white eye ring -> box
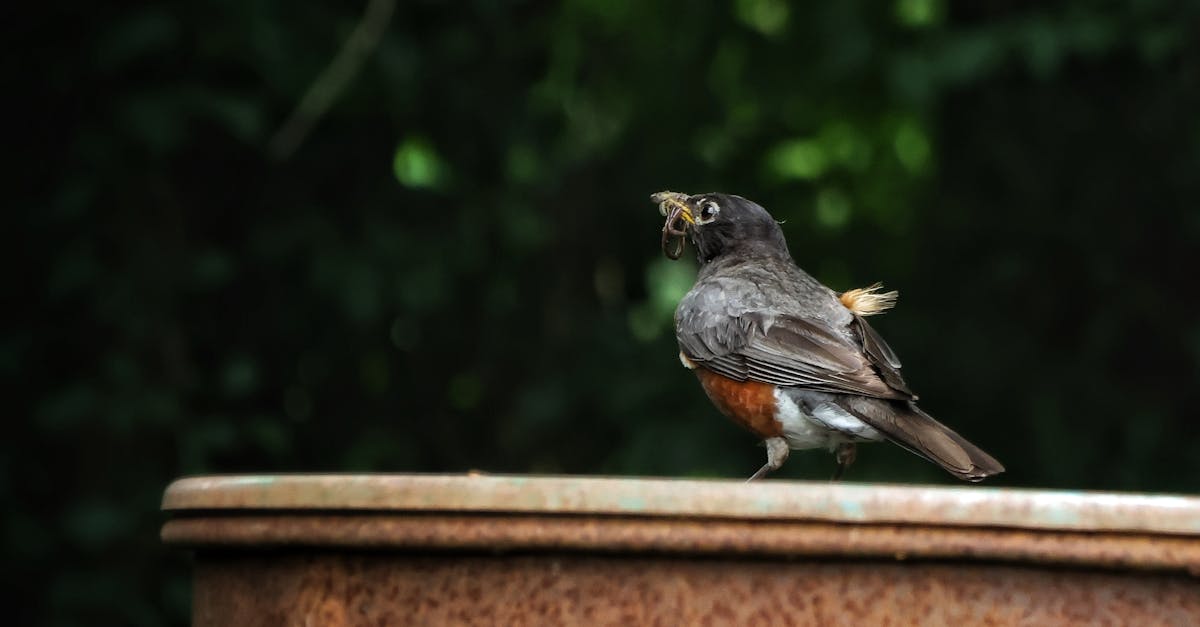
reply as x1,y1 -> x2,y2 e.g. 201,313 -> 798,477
696,200 -> 720,224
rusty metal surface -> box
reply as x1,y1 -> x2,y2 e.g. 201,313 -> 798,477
192,553 -> 1200,626
165,475 -> 1200,624
162,474 -> 1200,535
162,513 -> 1200,574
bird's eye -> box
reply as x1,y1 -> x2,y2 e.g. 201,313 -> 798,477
697,200 -> 720,224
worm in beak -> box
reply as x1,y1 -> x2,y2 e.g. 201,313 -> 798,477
652,191 -> 693,260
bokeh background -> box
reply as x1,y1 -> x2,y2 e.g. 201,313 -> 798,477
12,0 -> 1200,623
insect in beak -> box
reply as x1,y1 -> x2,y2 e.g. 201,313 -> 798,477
653,191 -> 693,260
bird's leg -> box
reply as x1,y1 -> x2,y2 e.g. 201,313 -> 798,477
747,437 -> 789,482
831,442 -> 857,482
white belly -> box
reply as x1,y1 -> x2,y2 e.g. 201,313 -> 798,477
772,388 -> 883,451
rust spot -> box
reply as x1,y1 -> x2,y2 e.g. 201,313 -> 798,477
189,553 -> 1200,626
693,367 -> 782,438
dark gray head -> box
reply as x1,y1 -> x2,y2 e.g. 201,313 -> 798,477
652,191 -> 788,264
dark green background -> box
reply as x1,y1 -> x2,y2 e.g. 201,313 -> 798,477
11,0 -> 1200,624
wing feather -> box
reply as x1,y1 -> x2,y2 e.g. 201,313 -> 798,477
677,311 -> 914,400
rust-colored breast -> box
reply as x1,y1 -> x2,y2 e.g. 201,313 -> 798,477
693,368 -> 782,439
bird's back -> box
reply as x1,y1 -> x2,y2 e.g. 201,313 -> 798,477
683,252 -> 855,341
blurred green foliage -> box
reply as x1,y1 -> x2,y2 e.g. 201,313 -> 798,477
9,0 -> 1200,624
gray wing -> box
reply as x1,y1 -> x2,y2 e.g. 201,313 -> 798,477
852,314 -> 915,397
675,281 -> 915,401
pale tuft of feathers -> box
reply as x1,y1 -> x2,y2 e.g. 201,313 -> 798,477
839,282 -> 899,316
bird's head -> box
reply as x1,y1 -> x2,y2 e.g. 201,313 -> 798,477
652,191 -> 788,264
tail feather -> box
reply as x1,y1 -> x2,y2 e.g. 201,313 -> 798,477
841,397 -> 1004,482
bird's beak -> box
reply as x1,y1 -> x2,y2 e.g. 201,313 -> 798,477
651,191 -> 694,224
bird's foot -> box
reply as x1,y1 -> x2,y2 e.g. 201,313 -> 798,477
747,437 -> 789,482
831,442 -> 857,482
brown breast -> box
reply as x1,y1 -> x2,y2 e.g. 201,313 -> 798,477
693,367 -> 783,439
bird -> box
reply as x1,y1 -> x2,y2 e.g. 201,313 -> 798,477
653,190 -> 1004,482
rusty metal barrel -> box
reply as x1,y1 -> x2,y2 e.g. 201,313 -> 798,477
162,475 -> 1200,625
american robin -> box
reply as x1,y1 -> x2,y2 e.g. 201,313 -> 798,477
653,191 -> 1004,482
